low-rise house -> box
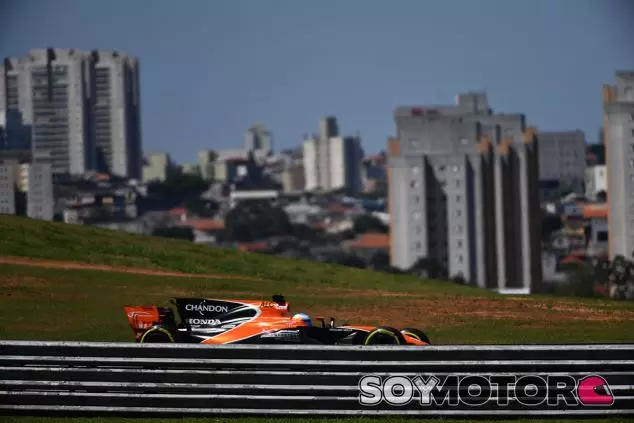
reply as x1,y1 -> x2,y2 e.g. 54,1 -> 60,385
583,203 -> 609,256
343,232 -> 390,262
174,218 -> 225,245
284,201 -> 323,224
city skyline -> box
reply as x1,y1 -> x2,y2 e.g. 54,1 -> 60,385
2,0 -> 633,164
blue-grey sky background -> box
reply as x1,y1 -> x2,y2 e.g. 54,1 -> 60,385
2,0 -> 633,164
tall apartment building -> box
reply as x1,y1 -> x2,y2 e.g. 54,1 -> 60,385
0,48 -> 142,179
0,158 -> 17,214
0,58 -> 28,150
0,150 -> 53,220
388,93 -> 542,293
24,151 -> 54,221
603,71 -> 634,259
303,116 -> 363,195
198,150 -> 217,181
585,165 -> 607,199
538,130 -> 587,197
89,51 -> 143,179
244,123 -> 273,153
142,152 -> 171,183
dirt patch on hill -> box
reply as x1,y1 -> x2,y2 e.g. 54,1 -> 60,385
0,256 -> 266,282
303,296 -> 634,329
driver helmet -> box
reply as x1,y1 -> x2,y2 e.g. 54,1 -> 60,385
292,312 -> 312,326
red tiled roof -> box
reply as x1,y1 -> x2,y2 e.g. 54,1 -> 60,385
191,219 -> 225,231
237,242 -> 268,252
174,218 -> 224,231
583,204 -> 608,219
348,232 -> 390,249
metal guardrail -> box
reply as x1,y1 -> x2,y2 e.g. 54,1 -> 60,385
0,341 -> 633,417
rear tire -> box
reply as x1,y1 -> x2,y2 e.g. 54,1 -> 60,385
400,327 -> 431,344
140,326 -> 176,343
363,326 -> 406,345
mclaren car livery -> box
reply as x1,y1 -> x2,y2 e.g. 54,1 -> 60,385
123,295 -> 431,346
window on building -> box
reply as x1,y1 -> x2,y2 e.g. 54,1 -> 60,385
412,166 -> 420,174
455,209 -> 462,217
452,165 -> 460,173
457,255 -> 464,264
455,179 -> 461,188
597,231 -> 608,242
628,113 -> 634,121
455,225 -> 463,233
410,180 -> 418,188
414,196 -> 420,204
415,242 -> 421,251
457,240 -> 463,248
416,226 -> 421,234
455,195 -> 461,203
460,138 -> 468,145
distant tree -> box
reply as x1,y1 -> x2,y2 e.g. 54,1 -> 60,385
353,214 -> 388,234
152,226 -> 194,242
369,250 -> 391,271
14,191 -> 26,216
557,262 -> 600,298
596,190 -> 607,202
340,229 -> 357,240
409,257 -> 447,279
335,253 -> 367,269
292,223 -> 321,241
542,213 -> 563,242
185,198 -> 218,217
90,207 -> 114,223
384,266 -> 405,274
223,200 -> 292,242
147,169 -> 208,207
450,274 -> 468,285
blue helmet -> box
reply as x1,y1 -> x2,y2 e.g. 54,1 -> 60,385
292,312 -> 312,326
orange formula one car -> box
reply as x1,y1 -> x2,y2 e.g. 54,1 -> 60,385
123,295 -> 430,346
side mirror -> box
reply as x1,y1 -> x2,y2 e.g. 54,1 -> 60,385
329,317 -> 336,328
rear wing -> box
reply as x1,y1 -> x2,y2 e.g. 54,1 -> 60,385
123,305 -> 174,341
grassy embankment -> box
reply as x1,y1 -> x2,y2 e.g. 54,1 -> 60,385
1,215 -> 633,343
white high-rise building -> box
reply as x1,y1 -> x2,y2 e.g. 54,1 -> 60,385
603,71 -> 634,259
23,151 -> 54,221
302,117 -> 363,194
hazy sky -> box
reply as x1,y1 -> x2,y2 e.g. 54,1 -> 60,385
2,0 -> 633,164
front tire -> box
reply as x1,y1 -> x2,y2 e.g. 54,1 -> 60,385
363,326 -> 406,345
400,327 -> 431,344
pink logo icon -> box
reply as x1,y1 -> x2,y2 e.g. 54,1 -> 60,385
577,375 -> 615,406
